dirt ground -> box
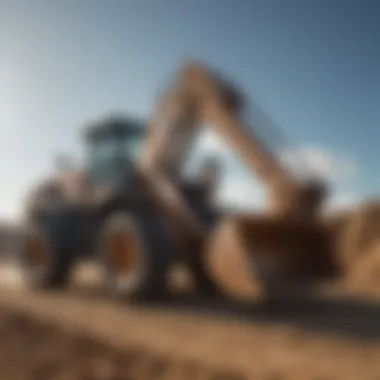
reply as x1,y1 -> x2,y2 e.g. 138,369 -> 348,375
2,278 -> 380,380
0,306 -> 249,380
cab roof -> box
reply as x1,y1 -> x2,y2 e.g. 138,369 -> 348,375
83,113 -> 146,142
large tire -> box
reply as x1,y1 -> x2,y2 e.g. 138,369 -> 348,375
98,210 -> 174,302
20,206 -> 82,289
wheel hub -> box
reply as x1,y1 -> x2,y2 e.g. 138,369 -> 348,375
105,228 -> 142,292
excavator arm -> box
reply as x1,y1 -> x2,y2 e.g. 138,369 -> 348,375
139,61 -> 323,240
137,61 -> 338,293
141,62 -> 291,189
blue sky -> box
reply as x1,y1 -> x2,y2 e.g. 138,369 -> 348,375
1,0 -> 379,220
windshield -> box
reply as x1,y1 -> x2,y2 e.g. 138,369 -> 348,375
122,135 -> 142,161
87,134 -> 143,185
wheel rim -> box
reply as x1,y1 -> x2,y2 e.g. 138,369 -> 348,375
104,223 -> 143,294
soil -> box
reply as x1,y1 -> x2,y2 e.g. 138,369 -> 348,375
0,307 -> 248,380
2,284 -> 380,380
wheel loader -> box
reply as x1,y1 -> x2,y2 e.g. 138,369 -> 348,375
20,60 -> 340,301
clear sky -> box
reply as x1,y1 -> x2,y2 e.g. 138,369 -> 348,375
1,0 -> 379,220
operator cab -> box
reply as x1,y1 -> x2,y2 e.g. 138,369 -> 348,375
83,115 -> 145,186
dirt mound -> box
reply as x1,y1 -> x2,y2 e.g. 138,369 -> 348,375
324,198 -> 380,291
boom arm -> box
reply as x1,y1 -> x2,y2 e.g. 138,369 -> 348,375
141,63 -> 291,187
139,61 -> 324,240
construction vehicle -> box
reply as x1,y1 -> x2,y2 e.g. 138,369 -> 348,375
20,61 -> 340,301
21,114 -> 221,298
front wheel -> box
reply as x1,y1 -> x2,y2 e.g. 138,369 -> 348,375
98,210 -> 174,301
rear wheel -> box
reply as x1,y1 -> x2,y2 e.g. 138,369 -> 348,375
21,223 -> 50,287
20,206 -> 82,290
98,210 -> 173,301
20,222 -> 74,289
